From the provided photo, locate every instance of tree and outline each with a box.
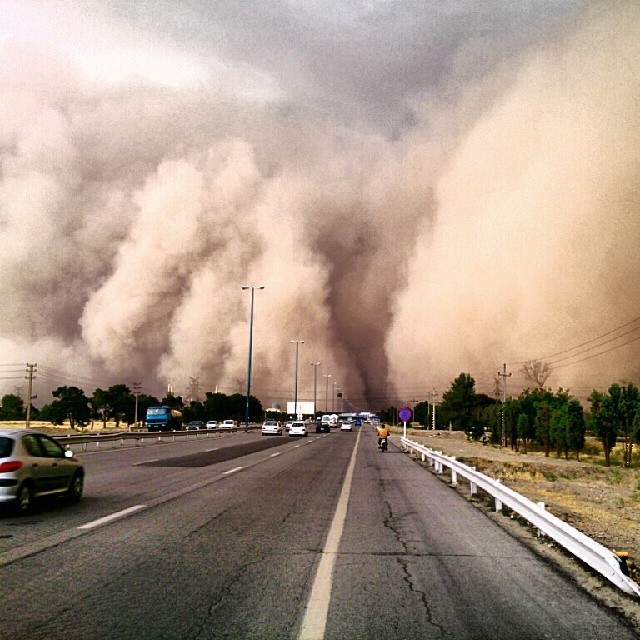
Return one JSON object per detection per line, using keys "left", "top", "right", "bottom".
{"left": 566, "top": 400, "right": 586, "bottom": 460}
{"left": 51, "top": 386, "right": 91, "bottom": 429}
{"left": 521, "top": 360, "right": 551, "bottom": 389}
{"left": 590, "top": 388, "right": 618, "bottom": 467}
{"left": 516, "top": 414, "right": 529, "bottom": 453}
{"left": 550, "top": 405, "right": 568, "bottom": 459}
{"left": 468, "top": 413, "right": 485, "bottom": 441}
{"left": 619, "top": 383, "right": 640, "bottom": 468}
{"left": 0, "top": 394, "right": 25, "bottom": 420}
{"left": 106, "top": 384, "right": 133, "bottom": 428}
{"left": 91, "top": 388, "right": 111, "bottom": 427}
{"left": 535, "top": 402, "right": 551, "bottom": 457}
{"left": 440, "top": 373, "right": 477, "bottom": 433}
{"left": 414, "top": 401, "right": 430, "bottom": 427}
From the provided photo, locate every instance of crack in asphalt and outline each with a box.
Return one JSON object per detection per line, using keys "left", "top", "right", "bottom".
{"left": 382, "top": 500, "right": 446, "bottom": 638}
{"left": 192, "top": 554, "right": 268, "bottom": 640}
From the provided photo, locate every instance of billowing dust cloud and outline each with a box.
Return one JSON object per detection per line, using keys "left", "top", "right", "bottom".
{"left": 1, "top": 1, "right": 639, "bottom": 408}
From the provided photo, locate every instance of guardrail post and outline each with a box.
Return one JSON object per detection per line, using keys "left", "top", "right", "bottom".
{"left": 470, "top": 468, "right": 477, "bottom": 497}
{"left": 537, "top": 503, "right": 545, "bottom": 537}
{"left": 83, "top": 443, "right": 87, "bottom": 452}
{"left": 451, "top": 469, "right": 458, "bottom": 487}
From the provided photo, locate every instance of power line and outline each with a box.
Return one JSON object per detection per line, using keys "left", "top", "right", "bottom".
{"left": 552, "top": 333, "right": 640, "bottom": 371}
{"left": 508, "top": 315, "right": 640, "bottom": 367}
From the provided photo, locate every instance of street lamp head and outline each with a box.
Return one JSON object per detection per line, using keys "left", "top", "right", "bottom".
{"left": 242, "top": 285, "right": 265, "bottom": 290}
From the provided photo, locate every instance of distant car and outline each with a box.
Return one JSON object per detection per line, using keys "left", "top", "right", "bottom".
{"left": 340, "top": 421, "right": 353, "bottom": 432}
{"left": 186, "top": 421, "right": 204, "bottom": 431}
{"left": 289, "top": 421, "right": 307, "bottom": 437}
{"left": 315, "top": 420, "right": 330, "bottom": 433}
{"left": 220, "top": 419, "right": 237, "bottom": 429}
{"left": 205, "top": 421, "right": 218, "bottom": 429}
{"left": 285, "top": 421, "right": 293, "bottom": 432}
{"left": 0, "top": 428, "right": 84, "bottom": 514}
{"left": 261, "top": 420, "right": 282, "bottom": 436}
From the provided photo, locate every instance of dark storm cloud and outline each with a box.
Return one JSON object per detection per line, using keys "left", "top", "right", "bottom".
{"left": 4, "top": 1, "right": 638, "bottom": 410}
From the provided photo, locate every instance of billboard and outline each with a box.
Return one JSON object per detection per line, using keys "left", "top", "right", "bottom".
{"left": 286, "top": 401, "right": 315, "bottom": 416}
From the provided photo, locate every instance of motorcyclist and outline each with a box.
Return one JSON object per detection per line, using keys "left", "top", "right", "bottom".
{"left": 377, "top": 424, "right": 389, "bottom": 448}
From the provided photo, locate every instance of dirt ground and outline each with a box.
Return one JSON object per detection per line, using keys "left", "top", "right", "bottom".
{"left": 392, "top": 428, "right": 640, "bottom": 627}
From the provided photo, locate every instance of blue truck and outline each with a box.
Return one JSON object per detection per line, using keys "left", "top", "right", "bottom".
{"left": 145, "top": 406, "right": 183, "bottom": 432}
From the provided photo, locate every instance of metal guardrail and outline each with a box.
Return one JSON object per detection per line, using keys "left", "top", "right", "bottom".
{"left": 56, "top": 425, "right": 260, "bottom": 452}
{"left": 400, "top": 436, "right": 640, "bottom": 598}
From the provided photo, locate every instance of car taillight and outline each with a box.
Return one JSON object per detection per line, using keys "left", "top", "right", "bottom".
{"left": 0, "top": 460, "right": 23, "bottom": 472}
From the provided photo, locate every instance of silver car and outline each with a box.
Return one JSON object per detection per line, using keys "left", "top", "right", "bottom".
{"left": 0, "top": 428, "right": 84, "bottom": 514}
{"left": 261, "top": 420, "right": 282, "bottom": 436}
{"left": 288, "top": 421, "right": 307, "bottom": 437}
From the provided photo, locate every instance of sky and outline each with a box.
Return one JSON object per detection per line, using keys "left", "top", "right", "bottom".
{"left": 1, "top": 0, "right": 639, "bottom": 410}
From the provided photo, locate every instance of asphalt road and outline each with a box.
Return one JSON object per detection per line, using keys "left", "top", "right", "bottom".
{"left": 1, "top": 427, "right": 637, "bottom": 639}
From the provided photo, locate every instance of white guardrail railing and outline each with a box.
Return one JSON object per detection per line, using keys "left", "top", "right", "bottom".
{"left": 400, "top": 436, "right": 640, "bottom": 598}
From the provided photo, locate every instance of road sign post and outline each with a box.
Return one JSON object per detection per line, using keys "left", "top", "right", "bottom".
{"left": 399, "top": 407, "right": 412, "bottom": 440}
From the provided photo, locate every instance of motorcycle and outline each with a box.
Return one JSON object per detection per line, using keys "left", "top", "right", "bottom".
{"left": 379, "top": 436, "right": 388, "bottom": 452}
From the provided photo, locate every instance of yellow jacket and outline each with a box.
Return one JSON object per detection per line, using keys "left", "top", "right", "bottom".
{"left": 377, "top": 426, "right": 389, "bottom": 438}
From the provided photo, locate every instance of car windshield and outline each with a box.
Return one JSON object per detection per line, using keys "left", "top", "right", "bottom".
{"left": 0, "top": 437, "right": 14, "bottom": 457}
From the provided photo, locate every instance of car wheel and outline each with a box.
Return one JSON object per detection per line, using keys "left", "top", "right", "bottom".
{"left": 66, "top": 472, "right": 84, "bottom": 503}
{"left": 15, "top": 482, "right": 34, "bottom": 515}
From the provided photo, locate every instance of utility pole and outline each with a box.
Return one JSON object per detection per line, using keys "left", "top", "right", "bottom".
{"left": 242, "top": 285, "right": 265, "bottom": 430}
{"left": 25, "top": 363, "right": 37, "bottom": 429}
{"left": 497, "top": 363, "right": 512, "bottom": 448}
{"left": 132, "top": 381, "right": 141, "bottom": 430}
{"left": 291, "top": 340, "right": 304, "bottom": 419}
{"left": 323, "top": 374, "right": 331, "bottom": 412}
{"left": 311, "top": 362, "right": 321, "bottom": 419}
{"left": 431, "top": 388, "right": 437, "bottom": 430}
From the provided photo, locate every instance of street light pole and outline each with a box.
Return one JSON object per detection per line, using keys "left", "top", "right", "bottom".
{"left": 291, "top": 340, "right": 304, "bottom": 419}
{"left": 332, "top": 381, "right": 338, "bottom": 412}
{"left": 323, "top": 374, "right": 331, "bottom": 412}
{"left": 242, "top": 285, "right": 264, "bottom": 430}
{"left": 311, "top": 362, "right": 321, "bottom": 419}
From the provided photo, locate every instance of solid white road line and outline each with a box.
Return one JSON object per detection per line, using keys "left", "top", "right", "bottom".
{"left": 132, "top": 459, "right": 158, "bottom": 466}
{"left": 78, "top": 505, "right": 147, "bottom": 530}
{"left": 270, "top": 452, "right": 281, "bottom": 458}
{"left": 299, "top": 427, "right": 361, "bottom": 640}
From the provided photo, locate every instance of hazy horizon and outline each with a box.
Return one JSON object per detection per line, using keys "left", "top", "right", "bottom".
{"left": 2, "top": 1, "right": 639, "bottom": 410}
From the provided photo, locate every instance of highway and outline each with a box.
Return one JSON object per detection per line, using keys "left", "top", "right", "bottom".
{"left": 0, "top": 426, "right": 637, "bottom": 639}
